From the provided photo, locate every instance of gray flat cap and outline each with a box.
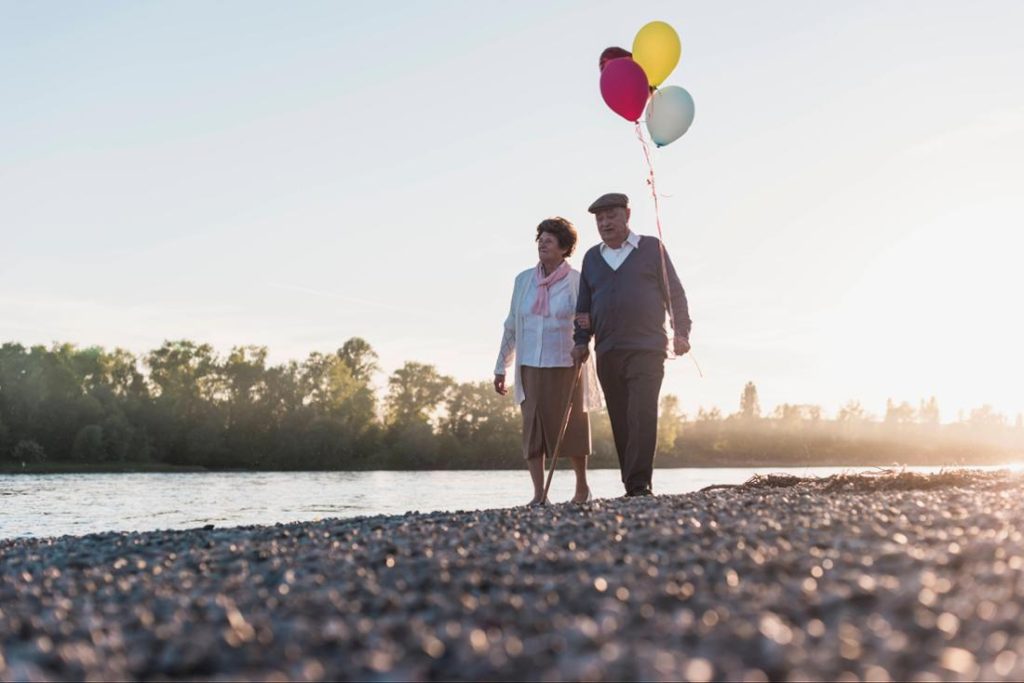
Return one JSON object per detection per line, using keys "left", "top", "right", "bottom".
{"left": 588, "top": 192, "right": 630, "bottom": 213}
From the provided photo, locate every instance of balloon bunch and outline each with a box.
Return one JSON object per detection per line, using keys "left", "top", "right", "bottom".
{"left": 596, "top": 22, "right": 702, "bottom": 376}
{"left": 598, "top": 21, "right": 694, "bottom": 147}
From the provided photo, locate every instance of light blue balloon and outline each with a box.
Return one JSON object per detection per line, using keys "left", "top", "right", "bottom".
{"left": 645, "top": 86, "right": 695, "bottom": 147}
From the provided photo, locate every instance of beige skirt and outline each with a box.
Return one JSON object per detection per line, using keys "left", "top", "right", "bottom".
{"left": 520, "top": 365, "right": 591, "bottom": 460}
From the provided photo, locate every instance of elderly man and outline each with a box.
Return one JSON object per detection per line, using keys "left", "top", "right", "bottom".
{"left": 570, "top": 192, "right": 691, "bottom": 497}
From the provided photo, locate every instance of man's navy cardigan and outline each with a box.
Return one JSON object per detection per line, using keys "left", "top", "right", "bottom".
{"left": 574, "top": 235, "right": 691, "bottom": 356}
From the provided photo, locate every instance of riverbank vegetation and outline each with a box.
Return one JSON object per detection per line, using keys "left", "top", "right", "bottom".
{"left": 1, "top": 340, "right": 1020, "bottom": 471}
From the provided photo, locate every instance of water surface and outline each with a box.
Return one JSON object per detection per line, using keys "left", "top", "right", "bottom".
{"left": 0, "top": 465, "right": 997, "bottom": 539}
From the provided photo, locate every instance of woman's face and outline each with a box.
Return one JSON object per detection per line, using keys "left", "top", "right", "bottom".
{"left": 537, "top": 231, "right": 566, "bottom": 262}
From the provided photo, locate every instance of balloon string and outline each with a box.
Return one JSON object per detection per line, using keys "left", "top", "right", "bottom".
{"left": 634, "top": 122, "right": 673, "bottom": 329}
{"left": 634, "top": 122, "right": 703, "bottom": 378}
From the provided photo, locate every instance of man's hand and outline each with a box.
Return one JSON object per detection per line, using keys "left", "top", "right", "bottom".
{"left": 674, "top": 336, "right": 691, "bottom": 356}
{"left": 494, "top": 374, "right": 508, "bottom": 396}
{"left": 571, "top": 345, "right": 590, "bottom": 366}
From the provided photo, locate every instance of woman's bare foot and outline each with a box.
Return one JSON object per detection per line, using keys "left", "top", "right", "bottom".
{"left": 570, "top": 486, "right": 592, "bottom": 504}
{"left": 527, "top": 495, "right": 548, "bottom": 507}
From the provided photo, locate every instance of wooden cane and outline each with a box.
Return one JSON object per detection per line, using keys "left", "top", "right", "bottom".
{"left": 541, "top": 362, "right": 585, "bottom": 503}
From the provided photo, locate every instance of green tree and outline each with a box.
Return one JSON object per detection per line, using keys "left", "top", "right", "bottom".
{"left": 298, "top": 417, "right": 356, "bottom": 469}
{"left": 72, "top": 425, "right": 106, "bottom": 462}
{"left": 218, "top": 346, "right": 272, "bottom": 468}
{"left": 837, "top": 400, "right": 867, "bottom": 423}
{"left": 105, "top": 348, "right": 148, "bottom": 398}
{"left": 144, "top": 340, "right": 224, "bottom": 465}
{"left": 0, "top": 344, "right": 29, "bottom": 438}
{"left": 739, "top": 381, "right": 761, "bottom": 420}
{"left": 697, "top": 406, "right": 722, "bottom": 422}
{"left": 442, "top": 381, "right": 513, "bottom": 440}
{"left": 263, "top": 361, "right": 304, "bottom": 419}
{"left": 384, "top": 420, "right": 439, "bottom": 469}
{"left": 0, "top": 344, "right": 46, "bottom": 456}
{"left": 301, "top": 352, "right": 358, "bottom": 412}
{"left": 338, "top": 337, "right": 379, "bottom": 383}
{"left": 439, "top": 380, "right": 520, "bottom": 466}
{"left": 224, "top": 346, "right": 269, "bottom": 406}
{"left": 25, "top": 344, "right": 109, "bottom": 460}
{"left": 0, "top": 415, "right": 10, "bottom": 459}
{"left": 100, "top": 411, "right": 136, "bottom": 462}
{"left": 147, "top": 340, "right": 222, "bottom": 405}
{"left": 385, "top": 362, "right": 453, "bottom": 426}
{"left": 657, "top": 394, "right": 684, "bottom": 454}
{"left": 969, "top": 405, "right": 1005, "bottom": 429}
{"left": 334, "top": 338, "right": 379, "bottom": 434}
{"left": 884, "top": 399, "right": 915, "bottom": 426}
{"left": 300, "top": 351, "right": 375, "bottom": 434}
{"left": 918, "top": 396, "right": 940, "bottom": 426}
{"left": 12, "top": 439, "right": 46, "bottom": 464}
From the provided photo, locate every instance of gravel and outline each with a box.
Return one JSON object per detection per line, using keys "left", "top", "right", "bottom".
{"left": 2, "top": 470, "right": 1023, "bottom": 681}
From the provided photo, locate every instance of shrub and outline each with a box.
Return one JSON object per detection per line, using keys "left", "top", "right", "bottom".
{"left": 12, "top": 439, "right": 46, "bottom": 464}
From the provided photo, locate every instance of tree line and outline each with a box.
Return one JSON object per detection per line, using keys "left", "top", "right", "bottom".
{"left": 659, "top": 382, "right": 1024, "bottom": 467}
{"left": 0, "top": 339, "right": 525, "bottom": 470}
{"left": 0, "top": 342, "right": 1020, "bottom": 470}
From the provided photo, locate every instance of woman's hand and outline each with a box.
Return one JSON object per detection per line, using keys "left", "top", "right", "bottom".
{"left": 494, "top": 374, "right": 508, "bottom": 395}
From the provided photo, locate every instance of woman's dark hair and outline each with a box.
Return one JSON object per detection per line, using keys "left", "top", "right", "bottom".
{"left": 535, "top": 217, "right": 578, "bottom": 258}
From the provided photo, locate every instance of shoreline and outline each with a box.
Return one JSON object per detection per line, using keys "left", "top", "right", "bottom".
{"left": 2, "top": 470, "right": 1023, "bottom": 680}
{"left": 0, "top": 462, "right": 210, "bottom": 475}
{"left": 2, "top": 459, "right": 1020, "bottom": 475}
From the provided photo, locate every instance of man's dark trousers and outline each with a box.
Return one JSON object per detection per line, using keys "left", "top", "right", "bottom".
{"left": 596, "top": 349, "right": 665, "bottom": 494}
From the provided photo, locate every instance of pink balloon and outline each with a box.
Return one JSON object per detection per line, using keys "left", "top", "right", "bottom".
{"left": 599, "top": 58, "right": 650, "bottom": 122}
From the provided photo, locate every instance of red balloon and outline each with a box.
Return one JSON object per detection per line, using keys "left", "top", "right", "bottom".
{"left": 599, "top": 58, "right": 649, "bottom": 122}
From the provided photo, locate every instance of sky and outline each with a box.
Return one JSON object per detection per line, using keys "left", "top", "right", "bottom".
{"left": 2, "top": 0, "right": 1023, "bottom": 422}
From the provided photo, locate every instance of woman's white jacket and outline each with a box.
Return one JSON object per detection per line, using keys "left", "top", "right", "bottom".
{"left": 494, "top": 267, "right": 603, "bottom": 411}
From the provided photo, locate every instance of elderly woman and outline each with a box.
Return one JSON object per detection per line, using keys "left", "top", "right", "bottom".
{"left": 494, "top": 217, "right": 601, "bottom": 505}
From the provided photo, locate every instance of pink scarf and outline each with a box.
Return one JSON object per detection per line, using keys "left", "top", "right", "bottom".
{"left": 531, "top": 261, "right": 571, "bottom": 316}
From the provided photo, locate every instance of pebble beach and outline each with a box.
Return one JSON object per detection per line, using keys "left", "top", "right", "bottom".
{"left": 2, "top": 470, "right": 1023, "bottom": 681}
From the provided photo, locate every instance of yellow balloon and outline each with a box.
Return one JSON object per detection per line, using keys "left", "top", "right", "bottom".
{"left": 631, "top": 21, "right": 681, "bottom": 87}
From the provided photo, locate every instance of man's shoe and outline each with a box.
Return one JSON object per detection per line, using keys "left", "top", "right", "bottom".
{"left": 625, "top": 486, "right": 654, "bottom": 498}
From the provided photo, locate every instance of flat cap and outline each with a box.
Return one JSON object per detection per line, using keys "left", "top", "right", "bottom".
{"left": 588, "top": 192, "right": 629, "bottom": 213}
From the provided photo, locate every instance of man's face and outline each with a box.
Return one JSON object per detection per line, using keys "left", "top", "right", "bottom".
{"left": 595, "top": 206, "right": 630, "bottom": 246}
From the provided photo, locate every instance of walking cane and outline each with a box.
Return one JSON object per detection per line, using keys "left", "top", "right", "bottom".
{"left": 541, "top": 361, "right": 585, "bottom": 503}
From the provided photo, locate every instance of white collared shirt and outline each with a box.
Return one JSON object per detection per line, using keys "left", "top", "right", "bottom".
{"left": 599, "top": 230, "right": 641, "bottom": 270}
{"left": 515, "top": 274, "right": 575, "bottom": 368}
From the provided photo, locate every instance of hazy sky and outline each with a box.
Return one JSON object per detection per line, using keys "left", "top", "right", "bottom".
{"left": 2, "top": 1, "right": 1023, "bottom": 421}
